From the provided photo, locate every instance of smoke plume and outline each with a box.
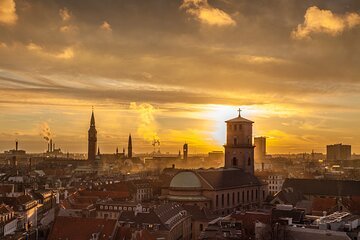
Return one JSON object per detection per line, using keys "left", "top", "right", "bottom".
{"left": 130, "top": 102, "right": 159, "bottom": 143}
{"left": 40, "top": 122, "right": 52, "bottom": 142}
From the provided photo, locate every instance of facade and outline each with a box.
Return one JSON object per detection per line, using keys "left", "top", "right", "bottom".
{"left": 0, "top": 204, "right": 17, "bottom": 237}
{"left": 96, "top": 201, "right": 150, "bottom": 220}
{"left": 265, "top": 174, "right": 285, "bottom": 195}
{"left": 88, "top": 109, "right": 97, "bottom": 162}
{"left": 224, "top": 110, "right": 255, "bottom": 174}
{"left": 326, "top": 144, "right": 351, "bottom": 161}
{"left": 161, "top": 169, "right": 267, "bottom": 215}
{"left": 254, "top": 137, "right": 266, "bottom": 163}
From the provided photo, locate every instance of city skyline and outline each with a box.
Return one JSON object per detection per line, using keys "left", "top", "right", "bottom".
{"left": 1, "top": 0, "right": 360, "bottom": 153}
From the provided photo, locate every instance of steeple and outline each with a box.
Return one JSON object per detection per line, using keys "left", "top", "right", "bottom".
{"left": 90, "top": 106, "right": 95, "bottom": 127}
{"left": 88, "top": 107, "right": 97, "bottom": 162}
{"left": 128, "top": 134, "right": 132, "bottom": 158}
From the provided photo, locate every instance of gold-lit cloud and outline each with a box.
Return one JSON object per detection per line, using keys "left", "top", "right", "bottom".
{"left": 180, "top": 0, "right": 236, "bottom": 26}
{"left": 0, "top": 0, "right": 18, "bottom": 25}
{"left": 59, "top": 7, "right": 71, "bottom": 21}
{"left": 56, "top": 47, "right": 74, "bottom": 59}
{"left": 292, "top": 6, "right": 360, "bottom": 39}
{"left": 26, "top": 43, "right": 74, "bottom": 60}
{"left": 100, "top": 21, "right": 112, "bottom": 32}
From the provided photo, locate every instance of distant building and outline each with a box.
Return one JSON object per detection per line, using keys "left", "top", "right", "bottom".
{"left": 224, "top": 109, "right": 255, "bottom": 174}
{"left": 326, "top": 143, "right": 351, "bottom": 161}
{"left": 183, "top": 143, "right": 188, "bottom": 161}
{"left": 128, "top": 134, "right": 132, "bottom": 158}
{"left": 88, "top": 109, "right": 97, "bottom": 162}
{"left": 254, "top": 137, "right": 266, "bottom": 163}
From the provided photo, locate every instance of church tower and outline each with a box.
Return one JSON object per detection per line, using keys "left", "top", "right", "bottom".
{"left": 128, "top": 134, "right": 132, "bottom": 158}
{"left": 224, "top": 109, "right": 254, "bottom": 174}
{"left": 88, "top": 108, "right": 97, "bottom": 162}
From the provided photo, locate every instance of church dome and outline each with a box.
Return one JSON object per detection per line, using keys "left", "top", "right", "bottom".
{"left": 170, "top": 171, "right": 202, "bottom": 189}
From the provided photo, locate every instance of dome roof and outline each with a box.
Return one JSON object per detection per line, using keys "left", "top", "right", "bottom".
{"left": 170, "top": 171, "right": 202, "bottom": 189}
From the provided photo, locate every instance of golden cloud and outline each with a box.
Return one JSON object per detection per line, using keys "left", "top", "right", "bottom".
{"left": 100, "top": 21, "right": 112, "bottom": 32}
{"left": 180, "top": 0, "right": 236, "bottom": 27}
{"left": 26, "top": 42, "right": 74, "bottom": 60}
{"left": 292, "top": 6, "right": 360, "bottom": 39}
{"left": 0, "top": 0, "right": 18, "bottom": 25}
{"left": 59, "top": 7, "right": 71, "bottom": 21}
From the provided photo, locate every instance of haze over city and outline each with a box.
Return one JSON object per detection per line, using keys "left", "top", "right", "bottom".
{"left": 1, "top": 0, "right": 360, "bottom": 154}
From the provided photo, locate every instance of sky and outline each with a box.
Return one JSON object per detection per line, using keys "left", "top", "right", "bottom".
{"left": 0, "top": 0, "right": 360, "bottom": 154}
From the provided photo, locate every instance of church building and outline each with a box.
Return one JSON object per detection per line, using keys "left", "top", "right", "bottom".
{"left": 161, "top": 109, "right": 267, "bottom": 215}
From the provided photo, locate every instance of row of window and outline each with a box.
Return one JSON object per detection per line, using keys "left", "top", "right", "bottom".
{"left": 228, "top": 124, "right": 243, "bottom": 131}
{"left": 99, "top": 205, "right": 148, "bottom": 212}
{"left": 215, "top": 189, "right": 263, "bottom": 208}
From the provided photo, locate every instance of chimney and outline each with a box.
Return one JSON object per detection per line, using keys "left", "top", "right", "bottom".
{"left": 50, "top": 139, "right": 53, "bottom": 152}
{"left": 15, "top": 140, "right": 18, "bottom": 151}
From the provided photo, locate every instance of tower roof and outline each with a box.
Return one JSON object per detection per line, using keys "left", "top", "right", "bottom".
{"left": 225, "top": 108, "right": 254, "bottom": 123}
{"left": 90, "top": 108, "right": 95, "bottom": 126}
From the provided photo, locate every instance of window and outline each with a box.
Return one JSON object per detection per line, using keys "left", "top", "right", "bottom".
{"left": 248, "top": 157, "right": 251, "bottom": 166}
{"left": 227, "top": 193, "right": 230, "bottom": 206}
{"left": 216, "top": 195, "right": 219, "bottom": 207}
{"left": 221, "top": 194, "right": 224, "bottom": 207}
{"left": 251, "top": 190, "right": 254, "bottom": 202}
{"left": 232, "top": 157, "right": 237, "bottom": 166}
{"left": 237, "top": 192, "right": 240, "bottom": 203}
{"left": 234, "top": 137, "right": 238, "bottom": 145}
{"left": 200, "top": 224, "right": 203, "bottom": 231}
{"left": 247, "top": 190, "right": 249, "bottom": 202}
{"left": 242, "top": 191, "right": 245, "bottom": 203}
{"left": 232, "top": 192, "right": 235, "bottom": 205}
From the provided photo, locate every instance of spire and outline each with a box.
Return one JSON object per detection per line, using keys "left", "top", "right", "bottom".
{"left": 128, "top": 134, "right": 132, "bottom": 158}
{"left": 90, "top": 106, "right": 95, "bottom": 127}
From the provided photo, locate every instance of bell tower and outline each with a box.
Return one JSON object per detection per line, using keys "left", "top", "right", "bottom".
{"left": 88, "top": 108, "right": 97, "bottom": 162}
{"left": 224, "top": 109, "right": 254, "bottom": 174}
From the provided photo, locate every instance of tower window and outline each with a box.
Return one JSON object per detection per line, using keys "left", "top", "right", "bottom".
{"left": 232, "top": 157, "right": 237, "bottom": 166}
{"left": 248, "top": 157, "right": 251, "bottom": 166}
{"left": 233, "top": 137, "right": 238, "bottom": 146}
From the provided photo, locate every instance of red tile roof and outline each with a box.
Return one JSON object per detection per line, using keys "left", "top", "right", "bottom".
{"left": 311, "top": 197, "right": 337, "bottom": 213}
{"left": 48, "top": 216, "right": 117, "bottom": 240}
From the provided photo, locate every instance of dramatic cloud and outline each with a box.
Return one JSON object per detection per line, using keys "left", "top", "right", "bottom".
{"left": 59, "top": 7, "right": 71, "bottom": 21}
{"left": 55, "top": 47, "right": 74, "bottom": 59}
{"left": 100, "top": 21, "right": 112, "bottom": 32}
{"left": 292, "top": 6, "right": 360, "bottom": 39}
{"left": 26, "top": 43, "right": 74, "bottom": 60}
{"left": 0, "top": 0, "right": 360, "bottom": 153}
{"left": 0, "top": 0, "right": 18, "bottom": 25}
{"left": 180, "top": 0, "right": 236, "bottom": 26}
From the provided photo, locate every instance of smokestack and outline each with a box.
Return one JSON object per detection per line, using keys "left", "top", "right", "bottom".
{"left": 15, "top": 140, "right": 18, "bottom": 151}
{"left": 47, "top": 143, "right": 50, "bottom": 152}
{"left": 50, "top": 139, "right": 53, "bottom": 152}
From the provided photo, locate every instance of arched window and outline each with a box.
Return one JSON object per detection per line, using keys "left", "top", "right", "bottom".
{"left": 232, "top": 157, "right": 237, "bottom": 166}
{"left": 233, "top": 137, "right": 238, "bottom": 146}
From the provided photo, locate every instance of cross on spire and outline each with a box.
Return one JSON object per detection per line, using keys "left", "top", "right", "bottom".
{"left": 237, "top": 108, "right": 242, "bottom": 117}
